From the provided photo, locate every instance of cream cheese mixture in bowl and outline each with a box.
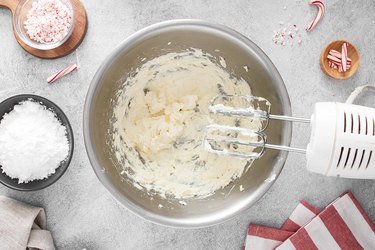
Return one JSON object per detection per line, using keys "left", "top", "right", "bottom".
{"left": 84, "top": 20, "right": 292, "bottom": 228}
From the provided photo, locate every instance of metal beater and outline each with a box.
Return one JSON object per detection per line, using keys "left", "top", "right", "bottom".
{"left": 204, "top": 94, "right": 375, "bottom": 179}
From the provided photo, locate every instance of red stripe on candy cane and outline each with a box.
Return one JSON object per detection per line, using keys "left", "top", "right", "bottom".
{"left": 329, "top": 60, "right": 351, "bottom": 67}
{"left": 328, "top": 61, "right": 339, "bottom": 69}
{"left": 306, "top": 1, "right": 325, "bottom": 32}
{"left": 327, "top": 51, "right": 350, "bottom": 72}
{"left": 341, "top": 42, "right": 349, "bottom": 72}
{"left": 47, "top": 64, "right": 78, "bottom": 84}
{"left": 329, "top": 49, "right": 352, "bottom": 62}
{"left": 327, "top": 54, "right": 341, "bottom": 64}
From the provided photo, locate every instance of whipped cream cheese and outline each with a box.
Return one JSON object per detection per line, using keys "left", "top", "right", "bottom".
{"left": 112, "top": 49, "right": 261, "bottom": 199}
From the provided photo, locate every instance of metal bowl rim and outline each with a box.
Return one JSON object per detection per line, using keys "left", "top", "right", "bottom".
{"left": 83, "top": 19, "right": 292, "bottom": 228}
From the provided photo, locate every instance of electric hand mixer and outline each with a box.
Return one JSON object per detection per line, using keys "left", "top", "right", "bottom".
{"left": 204, "top": 93, "right": 375, "bottom": 179}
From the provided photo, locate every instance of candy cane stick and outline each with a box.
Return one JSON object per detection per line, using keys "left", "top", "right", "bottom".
{"left": 341, "top": 42, "right": 349, "bottom": 72}
{"left": 327, "top": 54, "right": 341, "bottom": 64}
{"left": 328, "top": 58, "right": 351, "bottom": 67}
{"left": 328, "top": 60, "right": 351, "bottom": 71}
{"left": 327, "top": 54, "right": 350, "bottom": 66}
{"left": 306, "top": 1, "right": 325, "bottom": 32}
{"left": 328, "top": 61, "right": 338, "bottom": 69}
{"left": 337, "top": 62, "right": 351, "bottom": 69}
{"left": 329, "top": 49, "right": 352, "bottom": 62}
{"left": 329, "top": 61, "right": 344, "bottom": 70}
{"left": 47, "top": 64, "right": 78, "bottom": 84}
{"left": 331, "top": 61, "right": 351, "bottom": 67}
{"left": 332, "top": 62, "right": 351, "bottom": 70}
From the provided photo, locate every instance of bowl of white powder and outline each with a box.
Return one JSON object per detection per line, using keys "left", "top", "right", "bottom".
{"left": 0, "top": 95, "right": 74, "bottom": 191}
{"left": 84, "top": 20, "right": 292, "bottom": 227}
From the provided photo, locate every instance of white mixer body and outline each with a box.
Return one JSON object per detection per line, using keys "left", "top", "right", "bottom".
{"left": 307, "top": 102, "right": 375, "bottom": 179}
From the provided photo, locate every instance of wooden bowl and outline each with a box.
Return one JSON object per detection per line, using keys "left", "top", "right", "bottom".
{"left": 320, "top": 40, "right": 360, "bottom": 80}
{"left": 0, "top": 0, "right": 88, "bottom": 59}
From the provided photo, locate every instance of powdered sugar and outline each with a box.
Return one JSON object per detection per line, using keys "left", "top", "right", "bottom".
{"left": 24, "top": 0, "right": 73, "bottom": 44}
{"left": 0, "top": 100, "right": 69, "bottom": 183}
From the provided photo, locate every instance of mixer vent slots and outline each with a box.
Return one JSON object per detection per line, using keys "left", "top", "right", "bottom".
{"left": 336, "top": 147, "right": 373, "bottom": 170}
{"left": 343, "top": 111, "right": 375, "bottom": 136}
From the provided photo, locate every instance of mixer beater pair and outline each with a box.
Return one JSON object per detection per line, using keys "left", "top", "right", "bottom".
{"left": 204, "top": 94, "right": 375, "bottom": 179}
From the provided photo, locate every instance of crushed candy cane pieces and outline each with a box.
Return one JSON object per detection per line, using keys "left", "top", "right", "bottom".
{"left": 24, "top": 0, "right": 73, "bottom": 44}
{"left": 47, "top": 63, "right": 78, "bottom": 84}
{"left": 306, "top": 1, "right": 325, "bottom": 32}
{"left": 326, "top": 42, "right": 352, "bottom": 72}
{"left": 272, "top": 24, "right": 302, "bottom": 46}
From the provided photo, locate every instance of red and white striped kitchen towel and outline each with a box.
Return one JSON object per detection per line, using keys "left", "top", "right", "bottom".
{"left": 245, "top": 192, "right": 375, "bottom": 249}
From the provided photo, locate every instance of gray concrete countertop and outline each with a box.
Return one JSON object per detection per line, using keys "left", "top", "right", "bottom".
{"left": 1, "top": 0, "right": 374, "bottom": 249}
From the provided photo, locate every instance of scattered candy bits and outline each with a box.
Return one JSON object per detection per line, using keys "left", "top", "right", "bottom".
{"left": 272, "top": 1, "right": 325, "bottom": 45}
{"left": 47, "top": 63, "right": 77, "bottom": 84}
{"left": 306, "top": 1, "right": 325, "bottom": 32}
{"left": 24, "top": 0, "right": 73, "bottom": 44}
{"left": 327, "top": 43, "right": 351, "bottom": 73}
{"left": 272, "top": 24, "right": 302, "bottom": 46}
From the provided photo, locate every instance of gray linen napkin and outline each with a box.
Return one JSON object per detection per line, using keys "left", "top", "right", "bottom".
{"left": 0, "top": 196, "right": 55, "bottom": 250}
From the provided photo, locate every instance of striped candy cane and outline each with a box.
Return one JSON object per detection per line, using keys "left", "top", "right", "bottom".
{"left": 327, "top": 54, "right": 341, "bottom": 64}
{"left": 327, "top": 54, "right": 351, "bottom": 67}
{"left": 329, "top": 49, "right": 352, "bottom": 62}
{"left": 306, "top": 1, "right": 325, "bottom": 32}
{"left": 326, "top": 43, "right": 352, "bottom": 72}
{"left": 341, "top": 42, "right": 349, "bottom": 72}
{"left": 47, "top": 64, "right": 78, "bottom": 84}
{"left": 328, "top": 61, "right": 338, "bottom": 69}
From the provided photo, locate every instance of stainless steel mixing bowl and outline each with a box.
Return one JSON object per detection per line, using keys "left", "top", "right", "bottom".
{"left": 84, "top": 20, "right": 292, "bottom": 228}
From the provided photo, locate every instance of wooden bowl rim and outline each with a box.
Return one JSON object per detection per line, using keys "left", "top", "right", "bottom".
{"left": 320, "top": 40, "right": 360, "bottom": 80}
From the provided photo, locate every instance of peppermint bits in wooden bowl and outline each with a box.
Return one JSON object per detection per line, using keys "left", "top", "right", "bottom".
{"left": 320, "top": 40, "right": 360, "bottom": 80}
